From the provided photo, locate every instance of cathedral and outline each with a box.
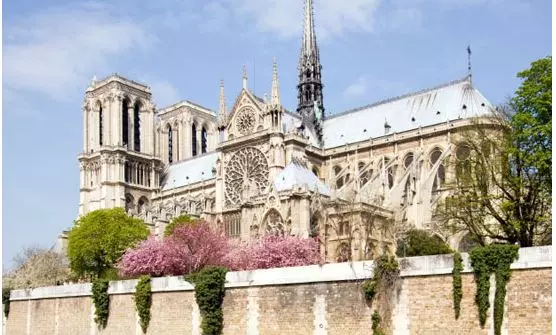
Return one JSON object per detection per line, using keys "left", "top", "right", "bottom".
{"left": 72, "top": 0, "right": 494, "bottom": 261}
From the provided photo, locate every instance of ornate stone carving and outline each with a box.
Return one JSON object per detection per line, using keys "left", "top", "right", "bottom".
{"left": 224, "top": 147, "right": 269, "bottom": 206}
{"left": 235, "top": 107, "right": 256, "bottom": 136}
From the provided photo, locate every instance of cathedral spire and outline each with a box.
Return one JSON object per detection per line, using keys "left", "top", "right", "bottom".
{"left": 242, "top": 65, "right": 248, "bottom": 90}
{"left": 271, "top": 58, "right": 280, "bottom": 106}
{"left": 301, "top": 0, "right": 318, "bottom": 61}
{"left": 297, "top": 0, "right": 324, "bottom": 146}
{"left": 218, "top": 80, "right": 227, "bottom": 128}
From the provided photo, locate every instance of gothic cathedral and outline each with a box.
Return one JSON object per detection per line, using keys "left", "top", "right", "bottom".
{"left": 73, "top": 0, "right": 495, "bottom": 261}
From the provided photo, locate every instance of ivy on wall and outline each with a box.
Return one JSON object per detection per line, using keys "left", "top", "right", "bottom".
{"left": 91, "top": 278, "right": 110, "bottom": 329}
{"left": 469, "top": 244, "right": 519, "bottom": 335}
{"left": 452, "top": 252, "right": 463, "bottom": 319}
{"left": 2, "top": 288, "right": 10, "bottom": 318}
{"left": 134, "top": 276, "right": 152, "bottom": 334}
{"left": 362, "top": 255, "right": 400, "bottom": 335}
{"left": 186, "top": 266, "right": 228, "bottom": 335}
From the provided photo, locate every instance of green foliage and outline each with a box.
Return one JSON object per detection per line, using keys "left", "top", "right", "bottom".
{"left": 469, "top": 244, "right": 519, "bottom": 334}
{"left": 452, "top": 252, "right": 463, "bottom": 319}
{"left": 2, "top": 288, "right": 11, "bottom": 318}
{"left": 67, "top": 208, "right": 149, "bottom": 279}
{"left": 371, "top": 310, "right": 386, "bottom": 335}
{"left": 134, "top": 276, "right": 152, "bottom": 334}
{"left": 362, "top": 279, "right": 377, "bottom": 301}
{"left": 91, "top": 278, "right": 110, "bottom": 329}
{"left": 396, "top": 229, "right": 452, "bottom": 257}
{"left": 164, "top": 215, "right": 196, "bottom": 236}
{"left": 186, "top": 266, "right": 228, "bottom": 335}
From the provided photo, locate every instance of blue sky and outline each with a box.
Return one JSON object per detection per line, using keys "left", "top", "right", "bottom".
{"left": 2, "top": 0, "right": 551, "bottom": 269}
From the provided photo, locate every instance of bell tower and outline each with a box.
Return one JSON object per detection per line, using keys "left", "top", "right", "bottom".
{"left": 79, "top": 74, "right": 163, "bottom": 217}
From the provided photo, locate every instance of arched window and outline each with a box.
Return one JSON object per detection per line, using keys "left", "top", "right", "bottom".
{"left": 201, "top": 127, "right": 208, "bottom": 154}
{"left": 98, "top": 103, "right": 103, "bottom": 146}
{"left": 358, "top": 162, "right": 370, "bottom": 186}
{"left": 122, "top": 98, "right": 130, "bottom": 146}
{"left": 334, "top": 165, "right": 343, "bottom": 189}
{"left": 456, "top": 145, "right": 471, "bottom": 180}
{"left": 124, "top": 162, "right": 131, "bottom": 183}
{"left": 430, "top": 148, "right": 445, "bottom": 192}
{"left": 167, "top": 125, "right": 173, "bottom": 164}
{"left": 264, "top": 209, "right": 285, "bottom": 236}
{"left": 192, "top": 124, "right": 197, "bottom": 156}
{"left": 404, "top": 152, "right": 414, "bottom": 169}
{"left": 336, "top": 243, "right": 351, "bottom": 263}
{"left": 312, "top": 166, "right": 320, "bottom": 178}
{"left": 133, "top": 102, "right": 141, "bottom": 152}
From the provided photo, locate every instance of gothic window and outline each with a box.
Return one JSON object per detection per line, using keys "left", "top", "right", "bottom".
{"left": 137, "top": 197, "right": 148, "bottom": 214}
{"left": 201, "top": 127, "right": 208, "bottom": 154}
{"left": 402, "top": 178, "right": 412, "bottom": 206}
{"left": 264, "top": 209, "right": 285, "bottom": 236}
{"left": 122, "top": 98, "right": 130, "bottom": 146}
{"left": 124, "top": 162, "right": 131, "bottom": 183}
{"left": 224, "top": 147, "right": 269, "bottom": 206}
{"left": 192, "top": 124, "right": 197, "bottom": 156}
{"left": 125, "top": 193, "right": 134, "bottom": 213}
{"left": 133, "top": 102, "right": 141, "bottom": 152}
{"left": 358, "top": 162, "right": 370, "bottom": 187}
{"left": 167, "top": 125, "right": 173, "bottom": 164}
{"left": 430, "top": 148, "right": 445, "bottom": 192}
{"left": 98, "top": 104, "right": 103, "bottom": 146}
{"left": 236, "top": 108, "right": 256, "bottom": 135}
{"left": 333, "top": 165, "right": 343, "bottom": 189}
{"left": 309, "top": 215, "right": 319, "bottom": 238}
{"left": 312, "top": 166, "right": 320, "bottom": 178}
{"left": 456, "top": 145, "right": 471, "bottom": 179}
{"left": 387, "top": 165, "right": 395, "bottom": 189}
{"left": 223, "top": 212, "right": 241, "bottom": 238}
{"left": 404, "top": 152, "right": 414, "bottom": 169}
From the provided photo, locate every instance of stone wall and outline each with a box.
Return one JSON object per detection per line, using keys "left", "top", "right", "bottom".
{"left": 4, "top": 246, "right": 551, "bottom": 335}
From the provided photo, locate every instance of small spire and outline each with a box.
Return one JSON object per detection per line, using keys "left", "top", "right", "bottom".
{"left": 467, "top": 44, "right": 472, "bottom": 82}
{"left": 301, "top": 0, "right": 318, "bottom": 59}
{"left": 242, "top": 65, "right": 248, "bottom": 90}
{"left": 218, "top": 80, "right": 227, "bottom": 128}
{"left": 271, "top": 58, "right": 280, "bottom": 106}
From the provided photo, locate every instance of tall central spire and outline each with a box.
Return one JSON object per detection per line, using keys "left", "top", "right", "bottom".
{"left": 297, "top": 0, "right": 324, "bottom": 147}
{"left": 302, "top": 0, "right": 318, "bottom": 60}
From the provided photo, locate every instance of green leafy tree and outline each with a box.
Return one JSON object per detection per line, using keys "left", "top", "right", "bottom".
{"left": 396, "top": 229, "right": 452, "bottom": 257}
{"left": 164, "top": 214, "right": 196, "bottom": 237}
{"left": 67, "top": 208, "right": 149, "bottom": 279}
{"left": 437, "top": 56, "right": 551, "bottom": 247}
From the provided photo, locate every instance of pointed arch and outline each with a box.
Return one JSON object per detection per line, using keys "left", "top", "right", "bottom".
{"left": 262, "top": 208, "right": 284, "bottom": 236}
{"left": 122, "top": 97, "right": 130, "bottom": 146}
{"left": 133, "top": 101, "right": 141, "bottom": 152}
{"left": 167, "top": 124, "right": 173, "bottom": 164}
{"left": 192, "top": 123, "right": 198, "bottom": 156}
{"left": 201, "top": 126, "right": 208, "bottom": 154}
{"left": 97, "top": 101, "right": 104, "bottom": 146}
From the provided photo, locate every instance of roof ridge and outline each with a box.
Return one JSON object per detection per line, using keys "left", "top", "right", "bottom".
{"left": 327, "top": 75, "right": 471, "bottom": 120}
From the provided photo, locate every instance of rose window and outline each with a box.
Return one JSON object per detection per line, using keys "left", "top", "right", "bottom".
{"left": 225, "top": 147, "right": 269, "bottom": 206}
{"left": 236, "top": 108, "right": 256, "bottom": 135}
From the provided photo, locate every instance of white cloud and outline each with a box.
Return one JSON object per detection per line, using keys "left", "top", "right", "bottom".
{"left": 4, "top": 3, "right": 155, "bottom": 101}
{"left": 343, "top": 76, "right": 368, "bottom": 98}
{"left": 150, "top": 80, "right": 182, "bottom": 109}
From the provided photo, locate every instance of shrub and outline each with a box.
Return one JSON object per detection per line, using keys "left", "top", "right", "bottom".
{"left": 2, "top": 288, "right": 10, "bottom": 318}
{"left": 67, "top": 208, "right": 149, "bottom": 279}
{"left": 396, "top": 229, "right": 452, "bottom": 257}
{"left": 226, "top": 235, "right": 322, "bottom": 271}
{"left": 119, "top": 221, "right": 229, "bottom": 277}
{"left": 91, "top": 278, "right": 110, "bottom": 329}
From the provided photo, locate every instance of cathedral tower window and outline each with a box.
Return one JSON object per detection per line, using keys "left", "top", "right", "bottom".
{"left": 124, "top": 162, "right": 131, "bottom": 183}
{"left": 201, "top": 127, "right": 208, "bottom": 154}
{"left": 122, "top": 98, "right": 130, "bottom": 147}
{"left": 98, "top": 103, "right": 103, "bottom": 146}
{"left": 192, "top": 124, "right": 197, "bottom": 156}
{"left": 133, "top": 102, "right": 141, "bottom": 152}
{"left": 167, "top": 125, "right": 173, "bottom": 164}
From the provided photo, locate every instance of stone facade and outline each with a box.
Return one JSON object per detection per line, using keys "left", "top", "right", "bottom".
{"left": 67, "top": 0, "right": 497, "bottom": 261}
{"left": 4, "top": 246, "right": 551, "bottom": 335}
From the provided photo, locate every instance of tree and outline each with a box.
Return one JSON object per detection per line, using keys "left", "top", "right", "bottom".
{"left": 3, "top": 246, "right": 70, "bottom": 289}
{"left": 437, "top": 56, "right": 551, "bottom": 247}
{"left": 67, "top": 208, "right": 149, "bottom": 279}
{"left": 396, "top": 229, "right": 452, "bottom": 257}
{"left": 163, "top": 214, "right": 196, "bottom": 237}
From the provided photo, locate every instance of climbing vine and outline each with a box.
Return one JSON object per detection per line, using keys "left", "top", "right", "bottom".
{"left": 469, "top": 244, "right": 519, "bottom": 335}
{"left": 91, "top": 278, "right": 110, "bottom": 329}
{"left": 134, "top": 276, "right": 152, "bottom": 334}
{"left": 2, "top": 288, "right": 10, "bottom": 318}
{"left": 186, "top": 266, "right": 228, "bottom": 335}
{"left": 362, "top": 255, "right": 400, "bottom": 334}
{"left": 452, "top": 252, "right": 463, "bottom": 319}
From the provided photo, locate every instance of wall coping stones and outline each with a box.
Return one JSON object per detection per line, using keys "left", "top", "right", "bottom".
{"left": 9, "top": 245, "right": 551, "bottom": 301}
